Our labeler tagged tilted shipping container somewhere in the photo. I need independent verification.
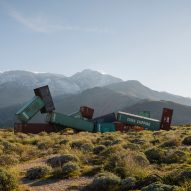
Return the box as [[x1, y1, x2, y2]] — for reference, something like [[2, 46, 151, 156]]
[[34, 85, 55, 113], [117, 111, 160, 131], [46, 112, 94, 132], [15, 96, 45, 123], [91, 113, 116, 124], [95, 123, 116, 133]]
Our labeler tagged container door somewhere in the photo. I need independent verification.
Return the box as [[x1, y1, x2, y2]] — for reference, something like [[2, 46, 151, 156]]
[[160, 108, 173, 130]]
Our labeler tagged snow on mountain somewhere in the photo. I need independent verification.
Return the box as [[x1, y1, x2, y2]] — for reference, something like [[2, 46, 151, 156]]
[[0, 69, 123, 97], [71, 69, 123, 90]]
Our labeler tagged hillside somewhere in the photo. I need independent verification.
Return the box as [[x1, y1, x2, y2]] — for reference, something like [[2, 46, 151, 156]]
[[107, 80, 191, 106], [1, 69, 191, 127], [1, 127, 191, 191]]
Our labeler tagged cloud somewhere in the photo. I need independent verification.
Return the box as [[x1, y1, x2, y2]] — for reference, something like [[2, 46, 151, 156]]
[[9, 10, 108, 34]]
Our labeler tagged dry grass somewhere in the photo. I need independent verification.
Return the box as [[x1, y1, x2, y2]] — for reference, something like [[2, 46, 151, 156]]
[[1, 126, 191, 190]]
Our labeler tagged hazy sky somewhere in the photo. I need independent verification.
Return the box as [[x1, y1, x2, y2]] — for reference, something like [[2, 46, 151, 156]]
[[1, 0, 191, 97]]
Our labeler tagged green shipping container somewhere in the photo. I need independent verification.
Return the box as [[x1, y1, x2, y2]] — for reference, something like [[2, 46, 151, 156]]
[[95, 123, 116, 133], [117, 111, 160, 131], [138, 111, 150, 118], [69, 111, 82, 118], [15, 96, 45, 123], [46, 112, 94, 132]]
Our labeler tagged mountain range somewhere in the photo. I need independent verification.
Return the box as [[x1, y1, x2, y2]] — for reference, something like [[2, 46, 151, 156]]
[[0, 69, 191, 127]]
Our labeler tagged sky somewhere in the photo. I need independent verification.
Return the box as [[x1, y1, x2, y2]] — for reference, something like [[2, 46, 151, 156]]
[[0, 0, 191, 97]]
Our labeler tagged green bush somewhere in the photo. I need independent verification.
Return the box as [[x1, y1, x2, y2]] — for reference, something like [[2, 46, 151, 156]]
[[145, 148, 165, 164], [47, 154, 79, 168], [166, 168, 191, 185], [133, 153, 150, 166], [163, 150, 187, 164], [182, 136, 191, 145], [160, 139, 180, 148], [141, 182, 177, 191], [0, 154, 19, 166], [61, 162, 81, 178], [0, 168, 18, 191], [121, 177, 137, 190], [85, 172, 121, 191], [26, 165, 51, 180], [136, 174, 162, 189], [93, 145, 106, 154]]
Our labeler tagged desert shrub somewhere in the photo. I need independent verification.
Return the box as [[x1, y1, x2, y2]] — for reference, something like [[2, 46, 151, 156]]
[[145, 147, 165, 164], [80, 143, 94, 152], [37, 139, 55, 150], [121, 177, 137, 190], [59, 139, 70, 145], [130, 138, 146, 145], [71, 140, 94, 152], [82, 165, 103, 176], [163, 150, 187, 164], [123, 143, 140, 150], [166, 168, 191, 185], [114, 166, 131, 179], [85, 172, 121, 191], [1, 141, 15, 154], [136, 174, 162, 189], [0, 168, 18, 191], [61, 162, 81, 178], [47, 154, 79, 168], [182, 136, 191, 145], [141, 182, 177, 191], [160, 139, 180, 148], [99, 140, 113, 146], [0, 154, 19, 166], [26, 165, 51, 180], [93, 145, 106, 154], [133, 153, 150, 166]]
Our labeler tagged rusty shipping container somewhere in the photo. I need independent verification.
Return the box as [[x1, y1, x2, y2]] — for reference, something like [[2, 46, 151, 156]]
[[160, 108, 173, 130], [114, 122, 125, 132], [80, 106, 94, 119], [14, 123, 57, 134], [34, 85, 55, 113]]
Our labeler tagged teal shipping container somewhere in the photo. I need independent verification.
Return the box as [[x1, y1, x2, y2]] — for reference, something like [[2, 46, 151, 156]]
[[46, 112, 94, 132], [138, 111, 150, 118], [95, 123, 116, 133], [15, 96, 45, 123], [68, 111, 82, 118], [117, 111, 160, 131]]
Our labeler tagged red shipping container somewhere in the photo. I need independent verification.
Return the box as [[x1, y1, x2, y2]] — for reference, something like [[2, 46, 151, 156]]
[[114, 122, 125, 132], [14, 123, 57, 134], [160, 108, 173, 131], [80, 106, 94, 119]]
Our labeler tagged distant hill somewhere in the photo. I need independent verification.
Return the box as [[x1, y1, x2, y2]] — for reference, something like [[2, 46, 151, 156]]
[[1, 69, 191, 127], [55, 87, 139, 117], [123, 100, 191, 125], [106, 80, 191, 106], [0, 70, 122, 108]]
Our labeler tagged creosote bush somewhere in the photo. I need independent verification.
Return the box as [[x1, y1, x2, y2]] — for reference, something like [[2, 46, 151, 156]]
[[53, 162, 81, 179], [85, 172, 121, 191], [26, 165, 51, 180], [47, 154, 79, 168], [0, 168, 18, 191], [182, 136, 191, 145]]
